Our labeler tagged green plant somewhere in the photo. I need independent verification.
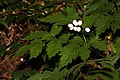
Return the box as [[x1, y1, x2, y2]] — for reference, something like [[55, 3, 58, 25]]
[[0, 0, 120, 80]]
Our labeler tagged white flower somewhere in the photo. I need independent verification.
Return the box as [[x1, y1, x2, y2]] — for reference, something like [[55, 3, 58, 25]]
[[77, 20, 82, 26], [73, 20, 78, 26], [76, 27, 81, 32], [73, 27, 78, 31], [85, 27, 90, 32], [69, 27, 74, 30], [68, 23, 73, 28], [20, 58, 24, 62]]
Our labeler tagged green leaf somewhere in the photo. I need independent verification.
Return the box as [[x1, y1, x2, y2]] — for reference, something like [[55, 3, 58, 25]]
[[41, 7, 79, 25], [95, 15, 111, 35], [41, 33, 53, 41], [66, 7, 79, 22], [111, 11, 120, 33], [69, 36, 85, 45], [82, 13, 100, 28], [88, 70, 119, 80], [15, 45, 29, 56], [50, 25, 62, 36], [105, 55, 119, 65], [90, 39, 107, 51], [0, 44, 6, 57], [0, 18, 8, 28], [27, 73, 43, 80], [28, 68, 66, 80], [46, 39, 62, 59], [113, 43, 120, 54], [79, 44, 90, 61], [29, 39, 43, 58], [85, 0, 104, 14], [101, 2, 114, 12], [58, 33, 72, 43], [59, 43, 80, 68], [23, 31, 48, 40]]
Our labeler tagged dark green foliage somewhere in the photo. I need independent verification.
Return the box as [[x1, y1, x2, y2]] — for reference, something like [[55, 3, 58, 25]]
[[0, 0, 120, 80]]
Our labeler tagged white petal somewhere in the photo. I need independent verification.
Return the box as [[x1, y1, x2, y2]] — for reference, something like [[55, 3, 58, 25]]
[[77, 27, 81, 32], [73, 20, 78, 26], [77, 20, 82, 26], [69, 27, 74, 30], [85, 28, 90, 32], [68, 23, 73, 28], [73, 27, 78, 31]]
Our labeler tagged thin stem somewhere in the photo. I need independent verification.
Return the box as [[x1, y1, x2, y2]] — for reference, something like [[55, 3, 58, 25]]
[[83, 34, 87, 42]]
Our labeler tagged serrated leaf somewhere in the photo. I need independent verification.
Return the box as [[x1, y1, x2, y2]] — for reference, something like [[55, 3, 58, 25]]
[[69, 36, 85, 45], [95, 15, 111, 35], [23, 31, 48, 40], [50, 25, 62, 36], [83, 13, 100, 28], [59, 43, 80, 68], [46, 39, 62, 59], [41, 7, 79, 25], [79, 44, 90, 61], [41, 33, 53, 41], [66, 7, 79, 21], [113, 43, 120, 54], [15, 45, 29, 56], [58, 33, 72, 43], [111, 22, 119, 33], [90, 39, 107, 51], [29, 39, 43, 58], [111, 11, 120, 33]]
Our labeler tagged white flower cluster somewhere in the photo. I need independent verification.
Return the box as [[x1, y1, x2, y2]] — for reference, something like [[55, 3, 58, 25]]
[[68, 19, 90, 32]]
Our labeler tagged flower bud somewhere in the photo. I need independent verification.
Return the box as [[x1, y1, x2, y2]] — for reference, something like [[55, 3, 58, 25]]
[[77, 20, 82, 26], [76, 27, 81, 32], [85, 27, 90, 32], [73, 27, 78, 31], [69, 27, 74, 30], [68, 23, 73, 28], [73, 20, 78, 26]]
